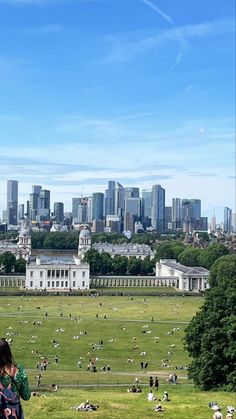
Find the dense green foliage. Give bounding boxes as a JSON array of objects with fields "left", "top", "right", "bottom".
[
  {"left": 0, "top": 252, "right": 26, "bottom": 274},
  {"left": 184, "top": 254, "right": 236, "bottom": 391},
  {"left": 84, "top": 249, "right": 155, "bottom": 275}
]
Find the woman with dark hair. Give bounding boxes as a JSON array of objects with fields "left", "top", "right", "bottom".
[{"left": 0, "top": 338, "right": 30, "bottom": 414}]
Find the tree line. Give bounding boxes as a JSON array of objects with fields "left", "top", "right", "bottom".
[{"left": 0, "top": 252, "right": 26, "bottom": 274}]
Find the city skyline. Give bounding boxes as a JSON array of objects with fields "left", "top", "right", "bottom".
[{"left": 0, "top": 0, "right": 235, "bottom": 219}]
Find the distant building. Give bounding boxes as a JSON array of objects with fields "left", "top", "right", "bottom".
[
  {"left": 7, "top": 180, "right": 18, "bottom": 225},
  {"left": 172, "top": 198, "right": 181, "bottom": 230},
  {"left": 156, "top": 259, "right": 209, "bottom": 292},
  {"left": 224, "top": 207, "right": 232, "bottom": 234},
  {"left": 92, "top": 193, "right": 104, "bottom": 221},
  {"left": 151, "top": 184, "right": 165, "bottom": 232},
  {"left": 54, "top": 202, "right": 64, "bottom": 223},
  {"left": 93, "top": 242, "right": 155, "bottom": 260},
  {"left": 25, "top": 226, "right": 90, "bottom": 291},
  {"left": 105, "top": 180, "right": 116, "bottom": 217},
  {"left": 164, "top": 206, "right": 172, "bottom": 231}
]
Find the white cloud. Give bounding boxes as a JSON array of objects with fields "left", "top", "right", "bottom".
[{"left": 142, "top": 0, "right": 173, "bottom": 24}]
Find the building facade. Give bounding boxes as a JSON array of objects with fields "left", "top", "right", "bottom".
[{"left": 156, "top": 259, "right": 209, "bottom": 291}]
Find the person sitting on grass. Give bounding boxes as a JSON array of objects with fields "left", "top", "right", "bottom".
[
  {"left": 160, "top": 391, "right": 171, "bottom": 402},
  {"left": 212, "top": 405, "right": 223, "bottom": 419},
  {"left": 154, "top": 404, "right": 164, "bottom": 412},
  {"left": 147, "top": 390, "right": 156, "bottom": 401}
]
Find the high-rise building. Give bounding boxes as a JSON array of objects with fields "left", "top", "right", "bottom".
[
  {"left": 38, "top": 189, "right": 50, "bottom": 221},
  {"left": 141, "top": 190, "right": 152, "bottom": 228},
  {"left": 54, "top": 202, "right": 64, "bottom": 223},
  {"left": 124, "top": 187, "right": 139, "bottom": 199},
  {"left": 151, "top": 184, "right": 165, "bottom": 232},
  {"left": 105, "top": 181, "right": 116, "bottom": 216},
  {"left": 114, "top": 182, "right": 125, "bottom": 216},
  {"left": 87, "top": 197, "right": 93, "bottom": 223},
  {"left": 18, "top": 204, "right": 25, "bottom": 221},
  {"left": 232, "top": 213, "right": 236, "bottom": 233},
  {"left": 72, "top": 198, "right": 82, "bottom": 222},
  {"left": 92, "top": 193, "right": 104, "bottom": 221},
  {"left": 172, "top": 198, "right": 181, "bottom": 230},
  {"left": 124, "top": 212, "right": 134, "bottom": 233},
  {"left": 165, "top": 206, "right": 172, "bottom": 231},
  {"left": 78, "top": 198, "right": 89, "bottom": 224},
  {"left": 32, "top": 185, "right": 42, "bottom": 195},
  {"left": 181, "top": 199, "right": 201, "bottom": 220},
  {"left": 125, "top": 198, "right": 141, "bottom": 218},
  {"left": 224, "top": 207, "right": 232, "bottom": 234},
  {"left": 7, "top": 180, "right": 18, "bottom": 225},
  {"left": 29, "top": 186, "right": 42, "bottom": 221},
  {"left": 210, "top": 214, "right": 217, "bottom": 233}
]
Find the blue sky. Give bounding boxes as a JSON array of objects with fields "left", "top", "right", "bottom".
[{"left": 0, "top": 0, "right": 235, "bottom": 221}]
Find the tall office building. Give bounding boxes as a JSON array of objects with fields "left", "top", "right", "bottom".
[
  {"left": 32, "top": 185, "right": 42, "bottom": 195},
  {"left": 181, "top": 199, "right": 201, "bottom": 220},
  {"left": 142, "top": 190, "right": 152, "bottom": 228},
  {"left": 125, "top": 197, "right": 141, "bottom": 218},
  {"left": 151, "top": 184, "right": 165, "bottom": 232},
  {"left": 224, "top": 207, "right": 232, "bottom": 234},
  {"left": 72, "top": 198, "right": 82, "bottom": 222},
  {"left": 172, "top": 198, "right": 181, "bottom": 230},
  {"left": 78, "top": 198, "right": 89, "bottom": 224},
  {"left": 92, "top": 193, "right": 104, "bottom": 221},
  {"left": 18, "top": 204, "right": 25, "bottom": 221},
  {"left": 165, "top": 206, "right": 172, "bottom": 231},
  {"left": 105, "top": 181, "right": 116, "bottom": 216},
  {"left": 87, "top": 197, "right": 93, "bottom": 223},
  {"left": 54, "top": 202, "right": 64, "bottom": 223},
  {"left": 29, "top": 185, "right": 42, "bottom": 221},
  {"left": 38, "top": 189, "right": 50, "bottom": 221},
  {"left": 7, "top": 180, "right": 18, "bottom": 225},
  {"left": 124, "top": 187, "right": 139, "bottom": 199},
  {"left": 114, "top": 182, "right": 125, "bottom": 216}
]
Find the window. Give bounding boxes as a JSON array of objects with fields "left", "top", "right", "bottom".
[
  {"left": 65, "top": 281, "right": 68, "bottom": 287},
  {"left": 47, "top": 270, "right": 51, "bottom": 278},
  {"left": 52, "top": 281, "right": 55, "bottom": 287},
  {"left": 56, "top": 281, "right": 59, "bottom": 287},
  {"left": 30, "top": 281, "right": 33, "bottom": 287},
  {"left": 82, "top": 271, "right": 86, "bottom": 277},
  {"left": 61, "top": 270, "right": 64, "bottom": 277},
  {"left": 73, "top": 281, "right": 76, "bottom": 287},
  {"left": 65, "top": 270, "right": 68, "bottom": 277},
  {"left": 40, "top": 271, "right": 43, "bottom": 278},
  {"left": 61, "top": 281, "right": 64, "bottom": 287},
  {"left": 30, "top": 271, "right": 34, "bottom": 277},
  {"left": 40, "top": 281, "right": 43, "bottom": 288},
  {"left": 82, "top": 281, "right": 85, "bottom": 288},
  {"left": 52, "top": 270, "right": 55, "bottom": 277},
  {"left": 47, "top": 281, "right": 50, "bottom": 287},
  {"left": 73, "top": 271, "right": 76, "bottom": 277},
  {"left": 56, "top": 270, "right": 60, "bottom": 278}
]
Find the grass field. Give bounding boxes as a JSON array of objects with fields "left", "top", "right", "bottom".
[{"left": 0, "top": 295, "right": 235, "bottom": 418}]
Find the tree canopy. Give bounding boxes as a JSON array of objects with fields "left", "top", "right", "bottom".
[{"left": 184, "top": 254, "right": 236, "bottom": 391}]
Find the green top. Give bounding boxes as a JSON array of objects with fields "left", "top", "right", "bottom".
[{"left": 0, "top": 364, "right": 31, "bottom": 401}]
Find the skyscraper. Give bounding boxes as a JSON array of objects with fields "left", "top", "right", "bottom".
[
  {"left": 151, "top": 184, "right": 165, "bottom": 232},
  {"left": 38, "top": 189, "right": 50, "bottom": 221},
  {"left": 181, "top": 199, "right": 201, "bottom": 220},
  {"left": 105, "top": 180, "right": 116, "bottom": 216},
  {"left": 54, "top": 202, "right": 64, "bottom": 223},
  {"left": 172, "top": 198, "right": 181, "bottom": 230},
  {"left": 7, "top": 180, "right": 18, "bottom": 225},
  {"left": 92, "top": 193, "right": 104, "bottom": 221},
  {"left": 224, "top": 207, "right": 232, "bottom": 234},
  {"left": 114, "top": 182, "right": 125, "bottom": 216},
  {"left": 72, "top": 197, "right": 82, "bottom": 222}
]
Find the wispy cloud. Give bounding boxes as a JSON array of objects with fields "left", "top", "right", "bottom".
[
  {"left": 103, "top": 17, "right": 234, "bottom": 63},
  {"left": 142, "top": 0, "right": 173, "bottom": 24}
]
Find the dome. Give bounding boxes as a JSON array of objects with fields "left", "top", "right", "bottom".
[{"left": 79, "top": 228, "right": 91, "bottom": 239}]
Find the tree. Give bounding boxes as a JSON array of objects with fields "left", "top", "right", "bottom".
[
  {"left": 178, "top": 248, "right": 201, "bottom": 267},
  {"left": 154, "top": 242, "right": 185, "bottom": 261},
  {"left": 197, "top": 243, "right": 229, "bottom": 270},
  {"left": 0, "top": 252, "right": 16, "bottom": 273},
  {"left": 128, "top": 257, "right": 142, "bottom": 275},
  {"left": 112, "top": 255, "right": 128, "bottom": 275},
  {"left": 184, "top": 254, "right": 236, "bottom": 391},
  {"left": 14, "top": 258, "right": 26, "bottom": 274},
  {"left": 83, "top": 249, "right": 102, "bottom": 274},
  {"left": 141, "top": 257, "right": 155, "bottom": 275}
]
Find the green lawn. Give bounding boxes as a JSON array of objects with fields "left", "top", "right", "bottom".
[{"left": 0, "top": 295, "right": 234, "bottom": 418}]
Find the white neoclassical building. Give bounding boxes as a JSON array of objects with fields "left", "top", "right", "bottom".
[
  {"left": 25, "top": 227, "right": 90, "bottom": 291},
  {"left": 156, "top": 259, "right": 210, "bottom": 292}
]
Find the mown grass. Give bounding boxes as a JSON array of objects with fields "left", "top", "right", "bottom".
[
  {"left": 22, "top": 386, "right": 236, "bottom": 419},
  {"left": 0, "top": 295, "right": 234, "bottom": 418}
]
